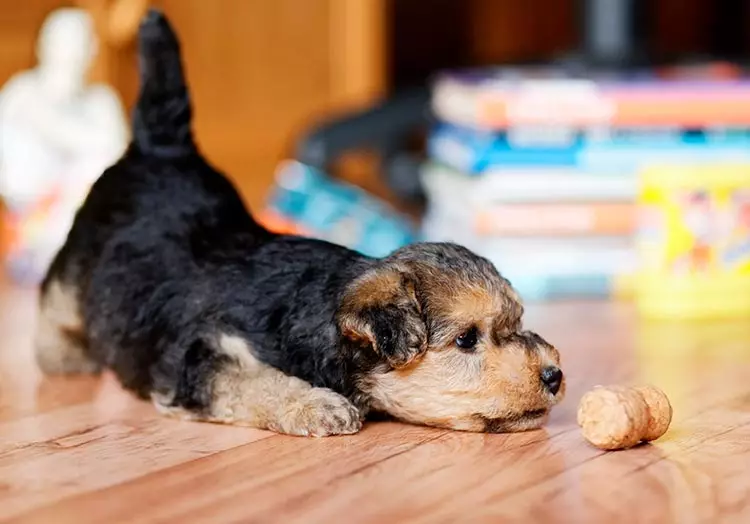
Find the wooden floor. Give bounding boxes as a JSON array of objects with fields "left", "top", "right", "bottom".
[{"left": 1, "top": 282, "right": 750, "bottom": 523}]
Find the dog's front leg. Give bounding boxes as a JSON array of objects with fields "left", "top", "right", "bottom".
[{"left": 152, "top": 334, "right": 363, "bottom": 437}]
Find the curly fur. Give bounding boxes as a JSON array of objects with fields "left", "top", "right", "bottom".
[{"left": 35, "top": 10, "right": 564, "bottom": 437}]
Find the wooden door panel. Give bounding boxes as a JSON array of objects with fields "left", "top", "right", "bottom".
[{"left": 154, "top": 0, "right": 340, "bottom": 206}]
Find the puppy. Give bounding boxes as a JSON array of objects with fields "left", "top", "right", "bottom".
[{"left": 34, "top": 11, "right": 564, "bottom": 437}]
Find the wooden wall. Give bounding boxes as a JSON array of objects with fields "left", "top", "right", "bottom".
[{"left": 152, "top": 0, "right": 387, "bottom": 208}]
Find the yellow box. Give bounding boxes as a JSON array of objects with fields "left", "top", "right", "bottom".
[{"left": 636, "top": 164, "right": 750, "bottom": 319}]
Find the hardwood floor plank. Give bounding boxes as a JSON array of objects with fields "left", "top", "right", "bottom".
[
  {"left": 0, "top": 377, "right": 104, "bottom": 423},
  {"left": 0, "top": 283, "right": 102, "bottom": 422},
  {"left": 8, "top": 422, "right": 446, "bottom": 523},
  {"left": 0, "top": 372, "right": 269, "bottom": 521},
  {"left": 490, "top": 415, "right": 750, "bottom": 523}
]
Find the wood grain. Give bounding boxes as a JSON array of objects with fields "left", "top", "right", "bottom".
[
  {"left": 328, "top": 0, "right": 387, "bottom": 112},
  {"left": 0, "top": 285, "right": 749, "bottom": 523}
]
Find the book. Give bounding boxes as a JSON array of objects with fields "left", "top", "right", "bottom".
[
  {"left": 421, "top": 162, "right": 636, "bottom": 204},
  {"left": 427, "top": 123, "right": 750, "bottom": 174},
  {"left": 263, "top": 161, "right": 418, "bottom": 258},
  {"left": 432, "top": 68, "right": 750, "bottom": 130},
  {"left": 473, "top": 202, "right": 635, "bottom": 236}
]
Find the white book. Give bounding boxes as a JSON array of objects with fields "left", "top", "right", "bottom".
[{"left": 420, "top": 162, "right": 636, "bottom": 206}]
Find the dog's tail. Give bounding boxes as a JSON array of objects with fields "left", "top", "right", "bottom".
[{"left": 131, "top": 9, "right": 195, "bottom": 157}]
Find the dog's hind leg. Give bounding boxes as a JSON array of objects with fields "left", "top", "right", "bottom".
[
  {"left": 34, "top": 279, "right": 100, "bottom": 375},
  {"left": 152, "top": 334, "right": 363, "bottom": 437}
]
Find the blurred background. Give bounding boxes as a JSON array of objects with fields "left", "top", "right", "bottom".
[{"left": 2, "top": 0, "right": 750, "bottom": 319}]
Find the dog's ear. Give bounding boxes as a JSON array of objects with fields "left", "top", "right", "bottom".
[{"left": 337, "top": 264, "right": 427, "bottom": 369}]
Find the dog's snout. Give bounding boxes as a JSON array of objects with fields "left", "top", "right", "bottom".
[{"left": 540, "top": 366, "right": 562, "bottom": 395}]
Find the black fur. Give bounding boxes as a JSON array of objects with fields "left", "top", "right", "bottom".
[
  {"left": 41, "top": 10, "right": 523, "bottom": 421},
  {"left": 41, "top": 10, "right": 401, "bottom": 412}
]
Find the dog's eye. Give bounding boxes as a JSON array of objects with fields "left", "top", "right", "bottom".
[{"left": 455, "top": 326, "right": 478, "bottom": 350}]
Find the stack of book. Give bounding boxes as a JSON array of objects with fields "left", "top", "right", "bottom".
[{"left": 421, "top": 65, "right": 750, "bottom": 300}]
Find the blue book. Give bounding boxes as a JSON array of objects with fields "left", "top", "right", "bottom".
[
  {"left": 428, "top": 123, "right": 750, "bottom": 174},
  {"left": 265, "top": 161, "right": 418, "bottom": 258}
]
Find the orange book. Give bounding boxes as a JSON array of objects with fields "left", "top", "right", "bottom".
[
  {"left": 433, "top": 72, "right": 750, "bottom": 129},
  {"left": 479, "top": 91, "right": 750, "bottom": 128},
  {"left": 474, "top": 203, "right": 635, "bottom": 236}
]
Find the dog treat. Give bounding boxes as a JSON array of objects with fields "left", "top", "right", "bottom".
[{"left": 577, "top": 384, "right": 672, "bottom": 450}]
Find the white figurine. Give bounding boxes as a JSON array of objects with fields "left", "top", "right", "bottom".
[{"left": 0, "top": 7, "right": 128, "bottom": 282}]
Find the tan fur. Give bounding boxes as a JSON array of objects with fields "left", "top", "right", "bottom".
[
  {"left": 427, "top": 279, "right": 523, "bottom": 339},
  {"left": 339, "top": 268, "right": 397, "bottom": 345},
  {"left": 342, "top": 266, "right": 407, "bottom": 309},
  {"left": 354, "top": 265, "right": 563, "bottom": 433},
  {"left": 153, "top": 334, "right": 362, "bottom": 437},
  {"left": 34, "top": 280, "right": 99, "bottom": 375},
  {"left": 441, "top": 284, "right": 495, "bottom": 321},
  {"left": 339, "top": 265, "right": 427, "bottom": 368},
  {"left": 364, "top": 334, "right": 562, "bottom": 432},
  {"left": 338, "top": 314, "right": 375, "bottom": 347}
]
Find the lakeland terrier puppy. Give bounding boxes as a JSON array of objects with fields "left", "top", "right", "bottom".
[{"left": 35, "top": 10, "right": 564, "bottom": 437}]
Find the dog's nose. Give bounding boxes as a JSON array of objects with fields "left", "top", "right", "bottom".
[{"left": 541, "top": 366, "right": 563, "bottom": 395}]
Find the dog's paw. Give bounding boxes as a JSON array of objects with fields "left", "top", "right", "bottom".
[{"left": 271, "top": 388, "right": 363, "bottom": 437}]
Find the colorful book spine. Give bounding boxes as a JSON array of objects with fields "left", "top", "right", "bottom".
[
  {"left": 428, "top": 124, "right": 750, "bottom": 174},
  {"left": 262, "top": 161, "right": 417, "bottom": 258},
  {"left": 473, "top": 202, "right": 635, "bottom": 236},
  {"left": 432, "top": 73, "right": 750, "bottom": 130},
  {"left": 421, "top": 162, "right": 634, "bottom": 208}
]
